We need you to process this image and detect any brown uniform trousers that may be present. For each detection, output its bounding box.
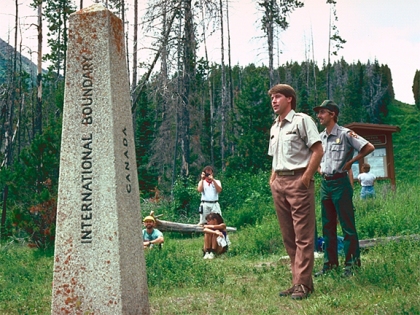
[271,171,315,290]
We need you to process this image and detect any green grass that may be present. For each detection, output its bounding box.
[1,181,420,314]
[0,243,53,314]
[1,101,419,314]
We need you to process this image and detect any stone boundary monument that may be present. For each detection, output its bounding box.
[51,4,149,314]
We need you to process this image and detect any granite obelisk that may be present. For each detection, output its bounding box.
[51,4,149,314]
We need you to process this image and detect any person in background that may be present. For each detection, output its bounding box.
[197,166,222,225]
[202,213,229,259]
[268,84,324,300]
[357,163,376,199]
[142,216,164,249]
[313,100,375,277]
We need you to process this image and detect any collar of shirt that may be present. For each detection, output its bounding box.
[276,109,296,126]
[323,123,339,138]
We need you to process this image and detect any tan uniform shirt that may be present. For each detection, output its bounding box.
[320,124,369,175]
[268,110,321,171]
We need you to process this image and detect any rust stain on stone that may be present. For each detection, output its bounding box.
[110,14,124,56]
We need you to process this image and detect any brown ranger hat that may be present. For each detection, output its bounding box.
[313,100,339,115]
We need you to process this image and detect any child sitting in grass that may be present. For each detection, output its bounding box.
[202,213,229,259]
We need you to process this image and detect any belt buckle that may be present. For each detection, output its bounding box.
[276,170,294,176]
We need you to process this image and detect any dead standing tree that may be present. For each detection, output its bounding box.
[326,0,346,99]
[1,0,20,238]
[257,0,304,87]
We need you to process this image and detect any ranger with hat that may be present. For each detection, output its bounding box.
[313,100,375,277]
[142,216,164,249]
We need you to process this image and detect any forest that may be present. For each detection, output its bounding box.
[0,0,419,247]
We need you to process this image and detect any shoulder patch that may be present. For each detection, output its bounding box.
[347,130,359,138]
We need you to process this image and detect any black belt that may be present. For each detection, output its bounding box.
[201,200,218,203]
[275,168,306,176]
[322,172,348,180]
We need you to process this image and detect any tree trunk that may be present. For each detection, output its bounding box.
[267,0,275,87]
[225,0,235,157]
[1,186,8,238]
[131,0,138,130]
[62,0,68,80]
[1,0,19,238]
[327,5,332,99]
[180,0,194,177]
[311,28,318,105]
[219,0,227,170]
[131,0,138,93]
[155,218,237,233]
[35,0,43,135]
[199,0,215,166]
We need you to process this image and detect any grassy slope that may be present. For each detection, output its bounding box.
[1,101,419,314]
[382,100,420,183]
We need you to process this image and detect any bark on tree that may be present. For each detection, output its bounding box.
[219,0,227,170]
[1,0,19,239]
[199,0,215,166]
[35,0,43,135]
[180,0,194,177]
[155,218,237,233]
[131,0,138,93]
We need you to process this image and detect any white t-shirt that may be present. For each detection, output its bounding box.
[201,179,221,201]
[357,172,376,186]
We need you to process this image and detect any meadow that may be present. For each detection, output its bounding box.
[1,101,419,314]
[1,178,419,315]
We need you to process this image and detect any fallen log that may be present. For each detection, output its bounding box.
[155,219,237,233]
[359,234,420,249]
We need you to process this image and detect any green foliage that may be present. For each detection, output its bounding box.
[171,175,201,219]
[220,170,273,227]
[382,100,420,183]
[135,86,159,197]
[141,170,274,231]
[258,0,304,32]
[1,122,61,247]
[227,65,273,173]
[42,0,76,75]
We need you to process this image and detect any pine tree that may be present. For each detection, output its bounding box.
[227,64,272,173]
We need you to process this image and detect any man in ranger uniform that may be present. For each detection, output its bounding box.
[313,100,375,277]
[268,84,323,300]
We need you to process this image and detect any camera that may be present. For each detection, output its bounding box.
[205,172,211,177]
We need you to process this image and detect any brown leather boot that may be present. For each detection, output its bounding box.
[291,284,313,300]
[279,286,295,297]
